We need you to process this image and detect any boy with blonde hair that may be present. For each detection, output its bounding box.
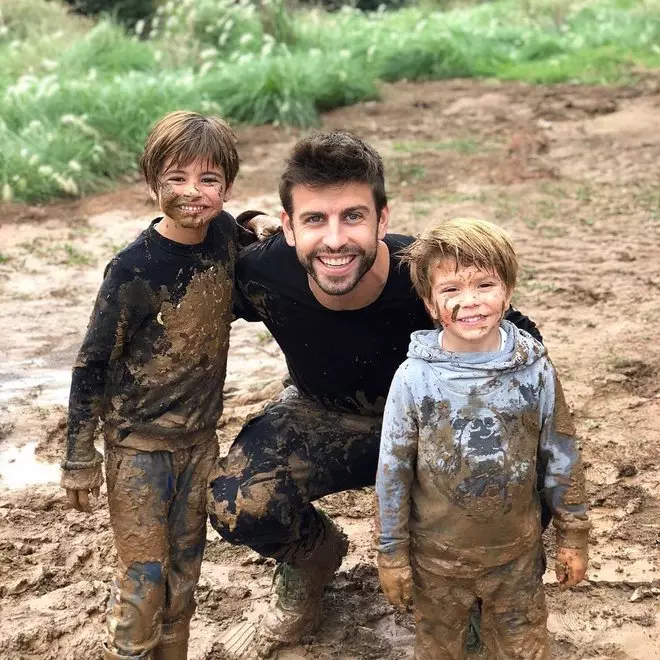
[375,218,590,659]
[61,111,251,660]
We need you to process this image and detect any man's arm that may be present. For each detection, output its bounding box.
[376,365,418,606]
[539,362,591,585]
[505,306,543,343]
[62,261,151,510]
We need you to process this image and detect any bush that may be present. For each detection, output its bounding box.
[63,0,157,27]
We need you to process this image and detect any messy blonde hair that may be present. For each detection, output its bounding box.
[140,110,240,193]
[401,217,518,303]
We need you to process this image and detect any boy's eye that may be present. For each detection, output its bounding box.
[202,177,221,185]
[479,282,495,289]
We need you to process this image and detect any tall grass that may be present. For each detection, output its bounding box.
[1,0,659,202]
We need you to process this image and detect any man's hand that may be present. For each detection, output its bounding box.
[246,214,281,241]
[61,464,104,514]
[378,564,413,608]
[555,546,588,588]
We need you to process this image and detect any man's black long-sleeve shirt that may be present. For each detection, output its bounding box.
[234,232,542,416]
[64,213,238,467]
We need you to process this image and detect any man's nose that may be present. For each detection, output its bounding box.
[322,219,347,250]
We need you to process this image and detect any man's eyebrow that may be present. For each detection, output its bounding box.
[299,210,327,219]
[343,205,370,214]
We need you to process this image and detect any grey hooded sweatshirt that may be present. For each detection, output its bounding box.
[376,321,590,577]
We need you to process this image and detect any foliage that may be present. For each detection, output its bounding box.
[1,0,660,202]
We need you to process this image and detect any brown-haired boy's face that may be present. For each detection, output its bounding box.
[281,182,388,296]
[155,158,232,231]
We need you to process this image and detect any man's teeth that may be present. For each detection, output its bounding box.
[320,256,354,266]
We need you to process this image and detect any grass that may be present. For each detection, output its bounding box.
[1,0,660,202]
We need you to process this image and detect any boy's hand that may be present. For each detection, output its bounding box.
[61,464,104,513]
[555,546,588,588]
[246,214,281,241]
[378,565,413,608]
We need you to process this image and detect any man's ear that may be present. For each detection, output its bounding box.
[281,210,296,247]
[223,182,233,203]
[377,205,390,240]
[149,187,158,202]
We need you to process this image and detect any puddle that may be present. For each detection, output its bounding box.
[0,363,71,407]
[0,441,59,489]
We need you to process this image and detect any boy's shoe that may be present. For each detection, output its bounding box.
[256,511,349,658]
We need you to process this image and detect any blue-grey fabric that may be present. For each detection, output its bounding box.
[376,320,589,576]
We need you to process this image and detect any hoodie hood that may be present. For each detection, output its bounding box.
[407,320,546,395]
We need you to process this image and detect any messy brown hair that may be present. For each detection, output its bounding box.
[279,131,387,218]
[140,110,240,193]
[401,217,518,303]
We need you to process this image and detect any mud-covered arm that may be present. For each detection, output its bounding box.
[504,306,543,344]
[376,367,418,567]
[539,363,591,549]
[63,261,151,471]
[235,210,281,249]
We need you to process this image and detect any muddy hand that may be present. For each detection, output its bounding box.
[555,546,588,589]
[247,214,281,241]
[66,487,100,513]
[378,565,413,608]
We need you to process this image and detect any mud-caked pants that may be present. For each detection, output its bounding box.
[105,434,218,657]
[413,542,550,660]
[207,387,381,563]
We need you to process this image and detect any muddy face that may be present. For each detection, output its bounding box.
[426,260,512,352]
[282,182,388,296]
[157,158,231,232]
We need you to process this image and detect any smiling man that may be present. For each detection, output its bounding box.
[208,132,543,657]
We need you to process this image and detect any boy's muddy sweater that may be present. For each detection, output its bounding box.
[377,321,591,577]
[63,212,239,473]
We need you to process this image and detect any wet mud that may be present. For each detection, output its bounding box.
[1,78,660,659]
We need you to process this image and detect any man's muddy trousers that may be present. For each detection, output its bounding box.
[208,387,553,564]
[413,543,550,660]
[104,435,218,657]
[207,387,381,563]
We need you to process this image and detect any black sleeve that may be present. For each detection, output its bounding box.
[64,260,152,466]
[504,306,543,344]
[235,209,265,249]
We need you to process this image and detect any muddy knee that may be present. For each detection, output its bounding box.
[208,474,303,546]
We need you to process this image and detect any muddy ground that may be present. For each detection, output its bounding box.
[1,77,660,659]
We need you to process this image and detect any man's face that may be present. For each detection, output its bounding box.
[155,158,232,230]
[425,260,512,352]
[281,182,388,296]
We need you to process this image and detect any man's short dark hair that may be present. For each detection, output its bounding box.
[279,131,387,218]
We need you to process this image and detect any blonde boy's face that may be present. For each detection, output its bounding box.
[425,259,512,352]
[155,158,232,231]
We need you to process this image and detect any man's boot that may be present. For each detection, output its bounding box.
[256,511,349,658]
[152,618,190,660]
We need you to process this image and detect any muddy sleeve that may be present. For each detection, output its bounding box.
[376,365,418,566]
[539,362,591,549]
[504,306,543,344]
[63,260,151,469]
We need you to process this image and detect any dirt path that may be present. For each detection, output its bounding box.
[1,78,660,659]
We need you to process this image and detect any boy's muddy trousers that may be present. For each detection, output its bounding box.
[207,387,381,564]
[104,436,218,658]
[413,543,550,660]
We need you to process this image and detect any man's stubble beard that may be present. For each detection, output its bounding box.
[298,243,378,296]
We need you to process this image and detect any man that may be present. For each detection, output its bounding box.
[209,132,543,657]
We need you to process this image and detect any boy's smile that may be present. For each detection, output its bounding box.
[155,158,233,243]
[425,261,512,352]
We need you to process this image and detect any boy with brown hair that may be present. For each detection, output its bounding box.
[375,217,591,659]
[60,110,250,660]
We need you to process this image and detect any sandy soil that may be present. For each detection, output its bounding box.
[1,77,660,659]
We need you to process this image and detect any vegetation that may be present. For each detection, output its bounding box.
[1,0,659,202]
